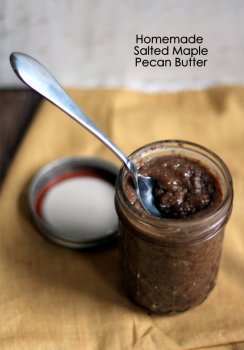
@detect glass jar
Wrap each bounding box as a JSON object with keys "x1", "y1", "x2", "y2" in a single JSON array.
[{"x1": 115, "y1": 140, "x2": 233, "y2": 314}]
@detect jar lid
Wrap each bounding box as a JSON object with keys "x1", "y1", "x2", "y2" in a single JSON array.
[{"x1": 29, "y1": 157, "x2": 119, "y2": 249}]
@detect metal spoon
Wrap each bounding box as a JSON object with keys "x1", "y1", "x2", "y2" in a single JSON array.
[{"x1": 10, "y1": 52, "x2": 161, "y2": 217}]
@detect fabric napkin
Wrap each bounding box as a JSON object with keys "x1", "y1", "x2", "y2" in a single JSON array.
[{"x1": 0, "y1": 87, "x2": 243, "y2": 350}]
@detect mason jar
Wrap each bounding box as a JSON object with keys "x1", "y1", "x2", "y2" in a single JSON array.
[{"x1": 115, "y1": 140, "x2": 233, "y2": 314}]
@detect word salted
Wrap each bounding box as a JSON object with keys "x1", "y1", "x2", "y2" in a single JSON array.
[{"x1": 175, "y1": 57, "x2": 207, "y2": 67}]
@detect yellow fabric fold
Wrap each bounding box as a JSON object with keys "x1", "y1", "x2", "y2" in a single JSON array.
[{"x1": 0, "y1": 87, "x2": 243, "y2": 350}]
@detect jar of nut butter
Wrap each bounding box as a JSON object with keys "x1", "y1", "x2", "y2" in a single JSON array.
[{"x1": 115, "y1": 140, "x2": 233, "y2": 314}]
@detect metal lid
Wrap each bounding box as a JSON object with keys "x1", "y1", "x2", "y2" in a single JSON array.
[{"x1": 29, "y1": 157, "x2": 119, "y2": 248}]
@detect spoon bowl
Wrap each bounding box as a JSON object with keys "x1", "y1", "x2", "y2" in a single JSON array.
[{"x1": 10, "y1": 52, "x2": 162, "y2": 217}]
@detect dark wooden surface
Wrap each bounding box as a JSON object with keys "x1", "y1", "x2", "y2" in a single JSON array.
[{"x1": 0, "y1": 90, "x2": 42, "y2": 183}]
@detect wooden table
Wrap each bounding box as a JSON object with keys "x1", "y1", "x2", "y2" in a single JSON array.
[{"x1": 0, "y1": 90, "x2": 41, "y2": 183}]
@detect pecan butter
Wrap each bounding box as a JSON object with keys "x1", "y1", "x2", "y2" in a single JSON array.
[{"x1": 115, "y1": 141, "x2": 233, "y2": 314}]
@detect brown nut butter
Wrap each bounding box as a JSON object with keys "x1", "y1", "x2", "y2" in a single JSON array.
[{"x1": 115, "y1": 140, "x2": 233, "y2": 314}]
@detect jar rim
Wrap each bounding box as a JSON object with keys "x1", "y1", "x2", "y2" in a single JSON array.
[{"x1": 116, "y1": 140, "x2": 233, "y2": 241}]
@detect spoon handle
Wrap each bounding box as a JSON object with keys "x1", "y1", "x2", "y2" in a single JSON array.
[{"x1": 10, "y1": 52, "x2": 134, "y2": 172}]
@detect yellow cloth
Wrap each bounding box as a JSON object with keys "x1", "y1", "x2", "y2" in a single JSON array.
[{"x1": 0, "y1": 87, "x2": 244, "y2": 350}]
